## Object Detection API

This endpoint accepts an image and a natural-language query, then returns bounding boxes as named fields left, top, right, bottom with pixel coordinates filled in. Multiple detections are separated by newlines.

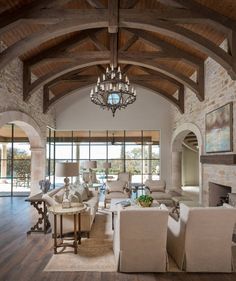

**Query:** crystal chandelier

left=90, top=65, right=136, bottom=117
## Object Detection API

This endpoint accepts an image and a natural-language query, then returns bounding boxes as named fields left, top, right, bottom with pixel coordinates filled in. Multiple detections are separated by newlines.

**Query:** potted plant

left=137, top=194, right=153, bottom=207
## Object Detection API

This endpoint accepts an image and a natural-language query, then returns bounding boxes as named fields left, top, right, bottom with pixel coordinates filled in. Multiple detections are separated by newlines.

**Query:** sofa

left=42, top=184, right=99, bottom=238
left=167, top=203, right=236, bottom=272
left=145, top=179, right=181, bottom=206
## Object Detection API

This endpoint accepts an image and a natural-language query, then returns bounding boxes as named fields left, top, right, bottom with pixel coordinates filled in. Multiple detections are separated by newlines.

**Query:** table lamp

left=83, top=160, right=97, bottom=187
left=55, top=162, right=79, bottom=208
left=103, top=162, right=111, bottom=179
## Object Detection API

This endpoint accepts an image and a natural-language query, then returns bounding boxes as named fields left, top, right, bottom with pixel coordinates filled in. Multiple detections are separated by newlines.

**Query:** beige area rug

left=44, top=209, right=117, bottom=272
left=44, top=208, right=236, bottom=272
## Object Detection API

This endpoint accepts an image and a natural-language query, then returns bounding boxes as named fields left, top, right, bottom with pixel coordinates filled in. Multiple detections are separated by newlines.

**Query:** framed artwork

left=205, top=102, right=233, bottom=153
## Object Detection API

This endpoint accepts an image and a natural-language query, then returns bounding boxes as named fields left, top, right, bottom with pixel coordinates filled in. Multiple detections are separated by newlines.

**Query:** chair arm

left=145, top=186, right=152, bottom=194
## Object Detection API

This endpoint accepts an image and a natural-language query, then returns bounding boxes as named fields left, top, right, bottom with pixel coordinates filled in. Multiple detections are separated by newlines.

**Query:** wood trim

left=200, top=154, right=236, bottom=165
left=108, top=0, right=119, bottom=33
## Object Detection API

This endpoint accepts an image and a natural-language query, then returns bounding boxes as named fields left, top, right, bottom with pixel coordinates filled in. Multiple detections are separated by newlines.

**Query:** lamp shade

left=55, top=162, right=79, bottom=177
left=83, top=160, right=97, bottom=169
left=103, top=162, right=111, bottom=169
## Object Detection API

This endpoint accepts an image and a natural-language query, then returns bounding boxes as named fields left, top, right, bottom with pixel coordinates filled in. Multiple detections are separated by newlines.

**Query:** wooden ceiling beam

left=110, top=33, right=118, bottom=67
left=137, top=66, right=183, bottom=88
left=120, top=11, right=236, bottom=79
left=108, top=0, right=119, bottom=33
left=121, top=0, right=139, bottom=9
left=0, top=9, right=235, bottom=79
left=24, top=58, right=110, bottom=101
left=170, top=0, right=236, bottom=33
left=86, top=0, right=106, bottom=9
left=88, top=32, right=109, bottom=51
left=119, top=35, right=139, bottom=52
left=123, top=28, right=203, bottom=67
left=43, top=78, right=183, bottom=114
left=0, top=0, right=70, bottom=36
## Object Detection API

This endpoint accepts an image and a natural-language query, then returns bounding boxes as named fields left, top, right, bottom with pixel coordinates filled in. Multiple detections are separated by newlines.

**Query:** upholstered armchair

left=167, top=203, right=236, bottom=272
left=113, top=207, right=169, bottom=272
left=104, top=178, right=131, bottom=208
left=145, top=179, right=179, bottom=206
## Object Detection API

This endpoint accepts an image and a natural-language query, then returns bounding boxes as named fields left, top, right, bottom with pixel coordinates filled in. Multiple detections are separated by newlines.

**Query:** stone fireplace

left=208, top=182, right=231, bottom=206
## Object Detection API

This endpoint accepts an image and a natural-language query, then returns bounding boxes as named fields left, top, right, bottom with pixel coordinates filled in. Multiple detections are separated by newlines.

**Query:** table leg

left=60, top=215, right=63, bottom=238
left=78, top=213, right=81, bottom=245
left=54, top=214, right=57, bottom=254
left=112, top=212, right=114, bottom=230
left=74, top=214, right=78, bottom=254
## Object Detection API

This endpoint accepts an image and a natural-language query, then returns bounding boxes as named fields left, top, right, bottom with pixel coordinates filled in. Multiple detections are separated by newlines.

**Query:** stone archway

left=171, top=123, right=203, bottom=204
left=0, top=111, right=45, bottom=196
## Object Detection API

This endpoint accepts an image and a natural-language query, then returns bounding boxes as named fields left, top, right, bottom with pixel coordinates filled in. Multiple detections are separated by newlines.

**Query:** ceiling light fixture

left=90, top=65, right=136, bottom=117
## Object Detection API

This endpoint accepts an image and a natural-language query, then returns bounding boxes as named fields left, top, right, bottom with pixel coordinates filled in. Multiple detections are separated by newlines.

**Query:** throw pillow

left=77, top=187, right=88, bottom=201
left=68, top=193, right=81, bottom=203
left=74, top=190, right=83, bottom=202
left=42, top=193, right=58, bottom=206
left=106, top=180, right=126, bottom=192
left=145, top=180, right=166, bottom=192
left=54, top=189, right=65, bottom=203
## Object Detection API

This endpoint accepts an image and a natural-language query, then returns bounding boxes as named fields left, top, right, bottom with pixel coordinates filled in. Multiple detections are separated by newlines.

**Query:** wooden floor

left=0, top=197, right=235, bottom=281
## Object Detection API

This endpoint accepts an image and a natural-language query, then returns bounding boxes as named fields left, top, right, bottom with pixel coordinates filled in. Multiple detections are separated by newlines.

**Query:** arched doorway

left=171, top=123, right=203, bottom=204
left=0, top=111, right=45, bottom=196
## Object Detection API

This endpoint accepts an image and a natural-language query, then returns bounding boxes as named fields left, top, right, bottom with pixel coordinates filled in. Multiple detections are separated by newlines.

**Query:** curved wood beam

left=0, top=9, right=234, bottom=78
left=120, top=10, right=235, bottom=78
left=44, top=79, right=183, bottom=114
left=26, top=56, right=197, bottom=100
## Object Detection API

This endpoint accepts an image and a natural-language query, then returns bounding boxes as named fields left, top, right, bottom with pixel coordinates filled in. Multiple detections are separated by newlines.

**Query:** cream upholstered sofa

left=167, top=203, right=236, bottom=272
left=43, top=185, right=99, bottom=238
left=104, top=172, right=131, bottom=208
left=145, top=179, right=181, bottom=206
left=113, top=206, right=169, bottom=272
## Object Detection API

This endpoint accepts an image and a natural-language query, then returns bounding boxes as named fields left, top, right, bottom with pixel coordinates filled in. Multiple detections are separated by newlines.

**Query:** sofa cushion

left=151, top=192, right=172, bottom=200
left=145, top=180, right=166, bottom=192
left=105, top=191, right=130, bottom=200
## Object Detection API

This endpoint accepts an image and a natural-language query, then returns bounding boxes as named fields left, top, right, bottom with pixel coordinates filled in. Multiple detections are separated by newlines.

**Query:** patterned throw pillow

left=54, top=189, right=65, bottom=203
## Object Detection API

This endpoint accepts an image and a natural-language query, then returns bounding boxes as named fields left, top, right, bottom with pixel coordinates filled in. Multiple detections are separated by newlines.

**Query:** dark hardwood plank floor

left=0, top=197, right=235, bottom=281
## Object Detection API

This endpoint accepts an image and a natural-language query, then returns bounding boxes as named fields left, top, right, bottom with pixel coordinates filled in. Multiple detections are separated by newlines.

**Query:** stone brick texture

left=0, top=41, right=55, bottom=141
left=171, top=41, right=236, bottom=205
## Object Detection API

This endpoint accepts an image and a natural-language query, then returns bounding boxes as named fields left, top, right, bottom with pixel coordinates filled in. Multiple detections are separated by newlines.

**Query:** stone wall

left=171, top=44, right=236, bottom=205
left=0, top=42, right=55, bottom=140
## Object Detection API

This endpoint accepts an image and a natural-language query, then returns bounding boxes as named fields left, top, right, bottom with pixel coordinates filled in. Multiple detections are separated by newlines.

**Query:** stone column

left=171, top=151, right=182, bottom=190
left=1, top=144, right=7, bottom=178
left=30, top=147, right=46, bottom=196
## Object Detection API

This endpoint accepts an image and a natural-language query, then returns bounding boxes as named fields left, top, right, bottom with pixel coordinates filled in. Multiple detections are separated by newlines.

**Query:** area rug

left=44, top=209, right=236, bottom=272
left=44, top=209, right=116, bottom=272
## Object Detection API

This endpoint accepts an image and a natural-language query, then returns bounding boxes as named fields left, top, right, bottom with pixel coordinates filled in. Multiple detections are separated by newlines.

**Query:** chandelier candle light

left=90, top=65, right=137, bottom=117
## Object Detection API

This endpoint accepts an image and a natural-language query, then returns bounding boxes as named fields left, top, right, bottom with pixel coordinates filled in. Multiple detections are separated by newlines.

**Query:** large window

left=0, top=124, right=31, bottom=196
left=47, top=129, right=160, bottom=188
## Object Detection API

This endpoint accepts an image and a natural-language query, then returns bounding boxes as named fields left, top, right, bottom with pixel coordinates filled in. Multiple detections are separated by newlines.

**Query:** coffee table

left=109, top=198, right=160, bottom=230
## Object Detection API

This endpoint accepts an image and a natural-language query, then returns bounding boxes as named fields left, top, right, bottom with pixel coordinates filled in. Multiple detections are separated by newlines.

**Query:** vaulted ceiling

left=0, top=0, right=236, bottom=114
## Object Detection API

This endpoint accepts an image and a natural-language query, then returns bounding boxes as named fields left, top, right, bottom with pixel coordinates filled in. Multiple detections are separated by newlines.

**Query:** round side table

left=48, top=204, right=87, bottom=254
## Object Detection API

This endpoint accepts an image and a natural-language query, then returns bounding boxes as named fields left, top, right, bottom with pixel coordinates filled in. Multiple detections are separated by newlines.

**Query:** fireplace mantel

left=200, top=154, right=236, bottom=165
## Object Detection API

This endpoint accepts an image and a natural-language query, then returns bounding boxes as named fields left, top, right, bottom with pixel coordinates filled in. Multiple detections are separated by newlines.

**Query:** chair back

left=181, top=203, right=236, bottom=272
left=114, top=207, right=168, bottom=272
left=117, top=172, right=131, bottom=184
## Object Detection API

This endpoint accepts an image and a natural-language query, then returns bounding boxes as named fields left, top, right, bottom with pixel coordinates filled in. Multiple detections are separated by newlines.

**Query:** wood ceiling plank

left=121, top=0, right=139, bottom=9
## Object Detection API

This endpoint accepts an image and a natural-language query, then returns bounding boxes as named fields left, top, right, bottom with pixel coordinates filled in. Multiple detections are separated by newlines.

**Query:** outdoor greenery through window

left=47, top=129, right=160, bottom=187
left=0, top=124, right=31, bottom=196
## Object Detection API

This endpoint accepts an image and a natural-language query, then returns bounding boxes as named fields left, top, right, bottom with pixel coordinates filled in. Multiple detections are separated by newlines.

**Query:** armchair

left=104, top=172, right=131, bottom=208
left=167, top=203, right=236, bottom=272
left=113, top=207, right=169, bottom=272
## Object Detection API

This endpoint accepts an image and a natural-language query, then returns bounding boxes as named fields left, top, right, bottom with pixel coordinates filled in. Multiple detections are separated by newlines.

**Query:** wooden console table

left=25, top=193, right=51, bottom=234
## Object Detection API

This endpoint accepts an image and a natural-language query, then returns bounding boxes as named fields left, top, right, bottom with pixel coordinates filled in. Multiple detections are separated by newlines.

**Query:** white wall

left=55, top=86, right=173, bottom=186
